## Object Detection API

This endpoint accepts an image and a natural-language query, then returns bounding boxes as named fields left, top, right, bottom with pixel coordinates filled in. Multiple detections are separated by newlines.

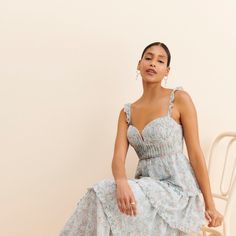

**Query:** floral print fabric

left=58, top=86, right=206, bottom=236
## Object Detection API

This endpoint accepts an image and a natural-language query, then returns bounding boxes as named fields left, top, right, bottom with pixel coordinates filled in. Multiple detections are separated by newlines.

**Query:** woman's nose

left=150, top=61, right=156, bottom=67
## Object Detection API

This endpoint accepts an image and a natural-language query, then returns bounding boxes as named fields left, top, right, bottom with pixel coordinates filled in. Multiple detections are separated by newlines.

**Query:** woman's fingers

left=205, top=211, right=212, bottom=222
left=115, top=184, right=137, bottom=217
left=124, top=198, right=132, bottom=216
left=121, top=201, right=127, bottom=214
left=209, top=215, right=216, bottom=227
left=126, top=196, right=137, bottom=216
left=211, top=214, right=223, bottom=227
left=132, top=204, right=137, bottom=216
left=120, top=199, right=130, bottom=215
left=118, top=199, right=126, bottom=214
left=117, top=198, right=137, bottom=216
left=130, top=198, right=137, bottom=216
left=205, top=208, right=224, bottom=227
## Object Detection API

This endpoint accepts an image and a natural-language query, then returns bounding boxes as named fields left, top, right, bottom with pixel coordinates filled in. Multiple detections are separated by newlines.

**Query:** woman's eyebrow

left=145, top=52, right=166, bottom=58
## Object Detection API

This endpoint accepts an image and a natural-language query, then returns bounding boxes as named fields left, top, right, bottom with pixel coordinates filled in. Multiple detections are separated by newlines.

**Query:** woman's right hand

left=115, top=179, right=137, bottom=217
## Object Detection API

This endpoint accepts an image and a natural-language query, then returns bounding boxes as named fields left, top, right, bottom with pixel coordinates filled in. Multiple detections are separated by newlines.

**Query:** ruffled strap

left=123, top=103, right=131, bottom=125
left=168, top=86, right=184, bottom=116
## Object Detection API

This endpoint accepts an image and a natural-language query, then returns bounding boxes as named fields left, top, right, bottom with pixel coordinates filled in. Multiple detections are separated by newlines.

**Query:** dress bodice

left=124, top=86, right=184, bottom=160
left=123, top=86, right=202, bottom=197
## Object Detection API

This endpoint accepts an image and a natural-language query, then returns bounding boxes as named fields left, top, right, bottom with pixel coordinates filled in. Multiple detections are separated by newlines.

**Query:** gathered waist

left=138, top=150, right=183, bottom=160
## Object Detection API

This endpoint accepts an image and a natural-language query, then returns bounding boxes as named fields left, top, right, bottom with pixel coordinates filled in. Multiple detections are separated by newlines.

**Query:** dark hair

left=141, top=42, right=171, bottom=67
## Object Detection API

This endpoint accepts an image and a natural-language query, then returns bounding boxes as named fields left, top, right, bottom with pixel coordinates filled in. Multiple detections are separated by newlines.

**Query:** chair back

left=206, top=132, right=236, bottom=236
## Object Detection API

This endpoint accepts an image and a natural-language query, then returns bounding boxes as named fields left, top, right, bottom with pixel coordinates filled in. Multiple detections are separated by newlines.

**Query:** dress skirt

left=58, top=179, right=191, bottom=236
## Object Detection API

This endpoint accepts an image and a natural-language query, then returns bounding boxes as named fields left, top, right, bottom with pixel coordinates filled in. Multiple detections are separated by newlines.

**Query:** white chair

left=195, top=132, right=236, bottom=236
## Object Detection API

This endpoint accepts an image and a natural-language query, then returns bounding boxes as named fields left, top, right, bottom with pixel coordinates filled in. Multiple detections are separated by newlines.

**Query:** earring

left=164, top=76, right=168, bottom=86
left=136, top=70, right=140, bottom=80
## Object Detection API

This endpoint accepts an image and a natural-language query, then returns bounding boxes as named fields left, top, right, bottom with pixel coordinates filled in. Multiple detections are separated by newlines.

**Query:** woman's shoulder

left=174, top=87, right=194, bottom=109
left=173, top=86, right=190, bottom=98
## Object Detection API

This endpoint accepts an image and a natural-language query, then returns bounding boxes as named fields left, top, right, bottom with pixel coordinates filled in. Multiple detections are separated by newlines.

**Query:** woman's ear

left=165, top=66, right=170, bottom=76
left=137, top=60, right=141, bottom=70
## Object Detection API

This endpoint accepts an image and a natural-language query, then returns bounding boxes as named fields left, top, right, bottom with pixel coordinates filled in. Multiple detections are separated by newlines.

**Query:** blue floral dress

left=59, top=86, right=206, bottom=236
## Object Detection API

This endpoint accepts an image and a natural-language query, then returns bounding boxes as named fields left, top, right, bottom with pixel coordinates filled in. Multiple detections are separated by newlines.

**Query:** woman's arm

left=176, top=90, right=214, bottom=209
left=111, top=107, right=137, bottom=216
left=111, top=108, right=129, bottom=183
left=175, top=90, right=223, bottom=227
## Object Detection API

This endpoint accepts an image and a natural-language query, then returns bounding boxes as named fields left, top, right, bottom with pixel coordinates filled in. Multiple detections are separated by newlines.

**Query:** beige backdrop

left=0, top=0, right=236, bottom=235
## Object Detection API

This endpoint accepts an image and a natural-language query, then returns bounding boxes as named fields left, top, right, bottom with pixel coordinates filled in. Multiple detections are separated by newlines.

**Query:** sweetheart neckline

left=129, top=115, right=182, bottom=141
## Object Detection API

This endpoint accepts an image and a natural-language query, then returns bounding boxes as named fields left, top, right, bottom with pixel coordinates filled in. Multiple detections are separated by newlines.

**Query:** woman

left=59, top=42, right=223, bottom=236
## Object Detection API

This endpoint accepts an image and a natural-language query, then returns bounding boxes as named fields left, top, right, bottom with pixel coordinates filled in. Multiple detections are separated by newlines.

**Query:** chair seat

left=188, top=225, right=222, bottom=235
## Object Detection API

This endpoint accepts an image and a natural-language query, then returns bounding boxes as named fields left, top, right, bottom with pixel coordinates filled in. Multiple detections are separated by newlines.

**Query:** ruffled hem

left=134, top=177, right=206, bottom=234
left=91, top=179, right=165, bottom=235
left=89, top=183, right=122, bottom=235
left=91, top=178, right=205, bottom=235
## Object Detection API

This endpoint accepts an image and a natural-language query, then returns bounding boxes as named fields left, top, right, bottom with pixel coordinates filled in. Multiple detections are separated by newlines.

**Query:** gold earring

left=136, top=70, right=140, bottom=80
left=164, top=76, right=168, bottom=86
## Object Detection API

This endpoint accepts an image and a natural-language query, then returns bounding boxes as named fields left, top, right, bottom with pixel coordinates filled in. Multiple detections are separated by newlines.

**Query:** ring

left=130, top=202, right=136, bottom=205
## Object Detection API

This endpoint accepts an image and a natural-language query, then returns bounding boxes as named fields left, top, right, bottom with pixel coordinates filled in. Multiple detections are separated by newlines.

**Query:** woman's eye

left=145, top=58, right=164, bottom=63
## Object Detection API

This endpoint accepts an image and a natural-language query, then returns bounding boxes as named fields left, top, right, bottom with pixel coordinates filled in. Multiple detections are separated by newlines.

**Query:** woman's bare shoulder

left=175, top=89, right=193, bottom=105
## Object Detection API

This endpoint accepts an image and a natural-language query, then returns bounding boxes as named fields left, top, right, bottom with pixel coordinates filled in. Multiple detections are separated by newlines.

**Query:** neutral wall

left=0, top=0, right=236, bottom=235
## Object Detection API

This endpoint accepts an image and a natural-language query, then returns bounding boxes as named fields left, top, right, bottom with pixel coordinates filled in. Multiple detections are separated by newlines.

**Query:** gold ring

left=130, top=202, right=135, bottom=205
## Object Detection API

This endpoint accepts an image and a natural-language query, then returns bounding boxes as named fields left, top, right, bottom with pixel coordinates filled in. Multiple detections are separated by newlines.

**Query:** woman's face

left=137, top=45, right=170, bottom=83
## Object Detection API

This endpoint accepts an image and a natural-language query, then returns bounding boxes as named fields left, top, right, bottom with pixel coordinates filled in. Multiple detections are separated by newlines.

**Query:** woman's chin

left=143, top=78, right=161, bottom=83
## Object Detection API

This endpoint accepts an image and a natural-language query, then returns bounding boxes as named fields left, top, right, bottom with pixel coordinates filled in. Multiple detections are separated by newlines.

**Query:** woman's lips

left=146, top=69, right=157, bottom=75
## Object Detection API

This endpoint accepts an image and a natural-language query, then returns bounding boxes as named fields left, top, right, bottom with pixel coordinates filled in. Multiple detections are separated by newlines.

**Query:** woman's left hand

left=205, top=207, right=224, bottom=227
